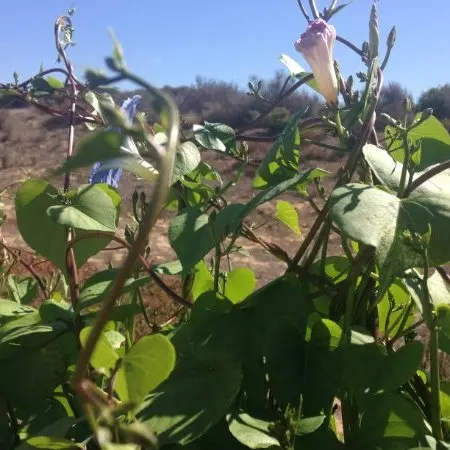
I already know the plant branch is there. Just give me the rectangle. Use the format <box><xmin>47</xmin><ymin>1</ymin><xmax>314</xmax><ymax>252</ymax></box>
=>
<box><xmin>73</xmin><ymin>69</ymin><xmax>180</xmax><ymax>395</ymax></box>
<box><xmin>404</xmin><ymin>160</ymin><xmax>450</xmax><ymax>197</ymax></box>
<box><xmin>236</xmin><ymin>74</ymin><xmax>314</xmax><ymax>135</ymax></box>
<box><xmin>0</xmin><ymin>241</ymin><xmax>48</xmax><ymax>298</ymax></box>
<box><xmin>65</xmin><ymin>231</ymin><xmax>192</xmax><ymax>309</ymax></box>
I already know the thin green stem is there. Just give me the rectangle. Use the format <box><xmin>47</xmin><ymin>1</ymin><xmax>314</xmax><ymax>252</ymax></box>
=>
<box><xmin>423</xmin><ymin>248</ymin><xmax>443</xmax><ymax>440</ymax></box>
<box><xmin>404</xmin><ymin>159</ymin><xmax>450</xmax><ymax>197</ymax></box>
<box><xmin>72</xmin><ymin>68</ymin><xmax>180</xmax><ymax>394</ymax></box>
<box><xmin>398</xmin><ymin>133</ymin><xmax>411</xmax><ymax>197</ymax></box>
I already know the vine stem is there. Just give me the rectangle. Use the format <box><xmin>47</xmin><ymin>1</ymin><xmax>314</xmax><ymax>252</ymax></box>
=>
<box><xmin>54</xmin><ymin>16</ymin><xmax>82</xmax><ymax>332</ymax></box>
<box><xmin>65</xmin><ymin>231</ymin><xmax>192</xmax><ymax>309</ymax></box>
<box><xmin>235</xmin><ymin>75</ymin><xmax>314</xmax><ymax>136</ymax></box>
<box><xmin>288</xmin><ymin>68</ymin><xmax>383</xmax><ymax>271</ymax></box>
<box><xmin>404</xmin><ymin>159</ymin><xmax>450</xmax><ymax>197</ymax></box>
<box><xmin>0</xmin><ymin>241</ymin><xmax>48</xmax><ymax>298</ymax></box>
<box><xmin>422</xmin><ymin>248</ymin><xmax>444</xmax><ymax>440</ymax></box>
<box><xmin>72</xmin><ymin>70</ymin><xmax>180</xmax><ymax>395</ymax></box>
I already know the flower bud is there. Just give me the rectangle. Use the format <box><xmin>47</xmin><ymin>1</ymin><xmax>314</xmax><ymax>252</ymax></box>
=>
<box><xmin>369</xmin><ymin>3</ymin><xmax>379</xmax><ymax>61</ymax></box>
<box><xmin>294</xmin><ymin>18</ymin><xmax>339</xmax><ymax>104</ymax></box>
<box><xmin>387</xmin><ymin>26</ymin><xmax>396</xmax><ymax>49</ymax></box>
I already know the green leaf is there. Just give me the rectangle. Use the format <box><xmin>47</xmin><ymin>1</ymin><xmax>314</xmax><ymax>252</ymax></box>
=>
<box><xmin>193</xmin><ymin>122</ymin><xmax>235</xmax><ymax>152</ymax></box>
<box><xmin>353</xmin><ymin>393</ymin><xmax>428</xmax><ymax>449</ymax></box>
<box><xmin>0</xmin><ymin>333</ymin><xmax>76</xmax><ymax>408</ymax></box>
<box><xmin>76</xmin><ymin>269</ymin><xmax>150</xmax><ymax>312</ymax></box>
<box><xmin>191</xmin><ymin>260</ymin><xmax>214</xmax><ymax>301</ymax></box>
<box><xmin>227</xmin><ymin>411</ymin><xmax>280</xmax><ymax>449</ymax></box>
<box><xmin>79</xmin><ymin>326</ymin><xmax>119</xmax><ymax>376</ymax></box>
<box><xmin>296</xmin><ymin>415</ymin><xmax>326</xmax><ymax>436</ymax></box>
<box><xmin>377</xmin><ymin>280</ymin><xmax>413</xmax><ymax>338</ymax></box>
<box><xmin>46</xmin><ymin>77</ymin><xmax>65</xmax><ymax>89</ymax></box>
<box><xmin>275</xmin><ymin>200</ymin><xmax>300</xmax><ymax>234</ymax></box>
<box><xmin>363</xmin><ymin>143</ymin><xmax>450</xmax><ymax>195</ymax></box>
<box><xmin>329</xmin><ymin>183</ymin><xmax>450</xmax><ymax>275</ymax></box>
<box><xmin>224</xmin><ymin>267</ymin><xmax>256</xmax><ymax>304</ymax></box>
<box><xmin>0</xmin><ymin>321</ymin><xmax>69</xmax><ymax>360</ymax></box>
<box><xmin>55</xmin><ymin>131</ymin><xmax>124</xmax><ymax>175</ymax></box>
<box><xmin>189</xmin><ymin>292</ymin><xmax>246</xmax><ymax>364</ymax></box>
<box><xmin>115</xmin><ymin>334</ymin><xmax>176</xmax><ymax>405</ymax></box>
<box><xmin>15</xmin><ymin>179</ymin><xmax>113</xmax><ymax>274</ymax></box>
<box><xmin>7</xmin><ymin>275</ymin><xmax>38</xmax><ymax>305</ymax></box>
<box><xmin>152</xmin><ymin>260</ymin><xmax>182</xmax><ymax>275</ymax></box>
<box><xmin>253</xmin><ymin>110</ymin><xmax>302</xmax><ymax>189</ymax></box>
<box><xmin>23</xmin><ymin>436</ymin><xmax>82</xmax><ymax>449</ymax></box>
<box><xmin>172</xmin><ymin>141</ymin><xmax>201</xmax><ymax>182</ymax></box>
<box><xmin>137</xmin><ymin>362</ymin><xmax>242</xmax><ymax>445</ymax></box>
<box><xmin>279</xmin><ymin>54</ymin><xmax>319</xmax><ymax>93</ymax></box>
<box><xmin>0</xmin><ymin>299</ymin><xmax>35</xmax><ymax>324</ymax></box>
<box><xmin>342</xmin><ymin>341</ymin><xmax>423</xmax><ymax>401</ymax></box>
<box><xmin>47</xmin><ymin>184</ymin><xmax>117</xmax><ymax>232</ymax></box>
<box><xmin>385</xmin><ymin>114</ymin><xmax>450</xmax><ymax>170</ymax></box>
<box><xmin>39</xmin><ymin>300</ymin><xmax>74</xmax><ymax>323</ymax></box>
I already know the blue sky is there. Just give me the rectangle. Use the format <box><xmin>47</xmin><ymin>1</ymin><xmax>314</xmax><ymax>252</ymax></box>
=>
<box><xmin>0</xmin><ymin>1</ymin><xmax>447</xmax><ymax>99</ymax></box>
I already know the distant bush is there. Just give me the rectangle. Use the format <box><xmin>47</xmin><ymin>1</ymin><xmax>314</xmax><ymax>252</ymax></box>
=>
<box><xmin>417</xmin><ymin>84</ymin><xmax>450</xmax><ymax>120</ymax></box>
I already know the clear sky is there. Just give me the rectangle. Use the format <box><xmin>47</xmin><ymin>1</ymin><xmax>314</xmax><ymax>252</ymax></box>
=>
<box><xmin>0</xmin><ymin>1</ymin><xmax>448</xmax><ymax>100</ymax></box>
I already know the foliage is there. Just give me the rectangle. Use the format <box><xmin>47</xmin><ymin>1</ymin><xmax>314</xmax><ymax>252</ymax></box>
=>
<box><xmin>418</xmin><ymin>84</ymin><xmax>450</xmax><ymax>121</ymax></box>
<box><xmin>0</xmin><ymin>1</ymin><xmax>450</xmax><ymax>450</ymax></box>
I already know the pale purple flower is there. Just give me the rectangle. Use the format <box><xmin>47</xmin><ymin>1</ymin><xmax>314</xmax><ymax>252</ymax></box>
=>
<box><xmin>89</xmin><ymin>95</ymin><xmax>143</xmax><ymax>187</ymax></box>
<box><xmin>295</xmin><ymin>19</ymin><xmax>338</xmax><ymax>104</ymax></box>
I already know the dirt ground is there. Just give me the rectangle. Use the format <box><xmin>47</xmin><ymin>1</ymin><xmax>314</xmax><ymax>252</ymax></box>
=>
<box><xmin>0</xmin><ymin>106</ymin><xmax>345</xmax><ymax>322</ymax></box>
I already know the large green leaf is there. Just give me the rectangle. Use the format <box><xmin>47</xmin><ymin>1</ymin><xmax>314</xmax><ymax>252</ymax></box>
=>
<box><xmin>189</xmin><ymin>292</ymin><xmax>246</xmax><ymax>363</ymax></box>
<box><xmin>76</xmin><ymin>269</ymin><xmax>150</xmax><ymax>313</ymax></box>
<box><xmin>137</xmin><ymin>361</ymin><xmax>242</xmax><ymax>445</ymax></box>
<box><xmin>377</xmin><ymin>280</ymin><xmax>414</xmax><ymax>338</ymax></box>
<box><xmin>363</xmin><ymin>144</ymin><xmax>450</xmax><ymax>195</ymax></box>
<box><xmin>0</xmin><ymin>299</ymin><xmax>35</xmax><ymax>324</ymax></box>
<box><xmin>115</xmin><ymin>334</ymin><xmax>176</xmax><ymax>405</ymax></box>
<box><xmin>55</xmin><ymin>131</ymin><xmax>124</xmax><ymax>174</ymax></box>
<box><xmin>279</xmin><ymin>54</ymin><xmax>319</xmax><ymax>92</ymax></box>
<box><xmin>275</xmin><ymin>200</ymin><xmax>300</xmax><ymax>234</ymax></box>
<box><xmin>253</xmin><ymin>109</ymin><xmax>302</xmax><ymax>189</ymax></box>
<box><xmin>224</xmin><ymin>268</ymin><xmax>256</xmax><ymax>304</ymax></box>
<box><xmin>0</xmin><ymin>333</ymin><xmax>76</xmax><ymax>408</ymax></box>
<box><xmin>193</xmin><ymin>122</ymin><xmax>235</xmax><ymax>152</ymax></box>
<box><xmin>329</xmin><ymin>183</ymin><xmax>450</xmax><ymax>274</ymax></box>
<box><xmin>47</xmin><ymin>184</ymin><xmax>117</xmax><ymax>232</ymax></box>
<box><xmin>20</xmin><ymin>436</ymin><xmax>82</xmax><ymax>449</ymax></box>
<box><xmin>7</xmin><ymin>276</ymin><xmax>38</xmax><ymax>305</ymax></box>
<box><xmin>404</xmin><ymin>270</ymin><xmax>450</xmax><ymax>353</ymax></box>
<box><xmin>0</xmin><ymin>320</ymin><xmax>69</xmax><ymax>360</ymax></box>
<box><xmin>79</xmin><ymin>326</ymin><xmax>119</xmax><ymax>376</ymax></box>
<box><xmin>385</xmin><ymin>113</ymin><xmax>450</xmax><ymax>170</ymax></box>
<box><xmin>191</xmin><ymin>260</ymin><xmax>215</xmax><ymax>301</ymax></box>
<box><xmin>352</xmin><ymin>393</ymin><xmax>428</xmax><ymax>449</ymax></box>
<box><xmin>172</xmin><ymin>141</ymin><xmax>201</xmax><ymax>182</ymax></box>
<box><xmin>15</xmin><ymin>179</ymin><xmax>115</xmax><ymax>273</ymax></box>
<box><xmin>227</xmin><ymin>411</ymin><xmax>280</xmax><ymax>449</ymax></box>
<box><xmin>342</xmin><ymin>341</ymin><xmax>423</xmax><ymax>402</ymax></box>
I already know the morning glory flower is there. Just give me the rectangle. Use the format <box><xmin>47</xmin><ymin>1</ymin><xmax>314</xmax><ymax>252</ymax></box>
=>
<box><xmin>89</xmin><ymin>95</ymin><xmax>158</xmax><ymax>187</ymax></box>
<box><xmin>294</xmin><ymin>18</ymin><xmax>339</xmax><ymax>104</ymax></box>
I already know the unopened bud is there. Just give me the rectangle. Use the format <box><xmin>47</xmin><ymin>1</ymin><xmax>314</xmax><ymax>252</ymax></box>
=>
<box><xmin>346</xmin><ymin>75</ymin><xmax>354</xmax><ymax>93</ymax></box>
<box><xmin>369</xmin><ymin>3</ymin><xmax>379</xmax><ymax>60</ymax></box>
<box><xmin>380</xmin><ymin>113</ymin><xmax>401</xmax><ymax>128</ymax></box>
<box><xmin>403</xmin><ymin>97</ymin><xmax>412</xmax><ymax>114</ymax></box>
<box><xmin>387</xmin><ymin>26</ymin><xmax>396</xmax><ymax>49</ymax></box>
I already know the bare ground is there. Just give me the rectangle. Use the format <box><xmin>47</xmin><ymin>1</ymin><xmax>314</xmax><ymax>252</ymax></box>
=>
<box><xmin>0</xmin><ymin>106</ymin><xmax>345</xmax><ymax>318</ymax></box>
